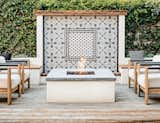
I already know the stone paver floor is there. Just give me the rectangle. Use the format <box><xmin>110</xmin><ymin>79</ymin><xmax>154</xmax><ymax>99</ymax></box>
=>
<box><xmin>1</xmin><ymin>83</ymin><xmax>160</xmax><ymax>109</ymax></box>
<box><xmin>1</xmin><ymin>84</ymin><xmax>160</xmax><ymax>122</ymax></box>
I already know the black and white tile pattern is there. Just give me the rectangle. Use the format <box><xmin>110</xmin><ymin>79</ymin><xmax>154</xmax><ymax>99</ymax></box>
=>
<box><xmin>44</xmin><ymin>16</ymin><xmax>118</xmax><ymax>73</ymax></box>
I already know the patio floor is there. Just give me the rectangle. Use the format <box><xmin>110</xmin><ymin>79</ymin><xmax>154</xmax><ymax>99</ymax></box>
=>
<box><xmin>1</xmin><ymin>83</ymin><xmax>160</xmax><ymax>123</ymax></box>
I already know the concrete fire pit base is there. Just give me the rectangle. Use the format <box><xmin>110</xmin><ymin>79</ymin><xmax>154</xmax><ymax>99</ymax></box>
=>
<box><xmin>46</xmin><ymin>69</ymin><xmax>116</xmax><ymax>103</ymax></box>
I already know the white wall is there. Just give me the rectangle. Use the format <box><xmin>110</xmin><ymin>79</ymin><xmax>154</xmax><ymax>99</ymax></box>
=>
<box><xmin>36</xmin><ymin>16</ymin><xmax>44</xmax><ymax>66</ymax></box>
<box><xmin>118</xmin><ymin>15</ymin><xmax>126</xmax><ymax>65</ymax></box>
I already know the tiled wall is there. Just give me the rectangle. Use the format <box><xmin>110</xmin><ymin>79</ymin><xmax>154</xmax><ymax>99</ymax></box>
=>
<box><xmin>44</xmin><ymin>15</ymin><xmax>118</xmax><ymax>73</ymax></box>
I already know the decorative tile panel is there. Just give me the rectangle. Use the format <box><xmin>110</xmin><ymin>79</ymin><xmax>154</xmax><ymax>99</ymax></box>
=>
<box><xmin>44</xmin><ymin>16</ymin><xmax>118</xmax><ymax>73</ymax></box>
<box><xmin>65</xmin><ymin>28</ymin><xmax>96</xmax><ymax>61</ymax></box>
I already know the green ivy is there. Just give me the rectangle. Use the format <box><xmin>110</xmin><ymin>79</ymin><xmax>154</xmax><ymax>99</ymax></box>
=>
<box><xmin>0</xmin><ymin>0</ymin><xmax>37</xmax><ymax>57</ymax></box>
<box><xmin>0</xmin><ymin>0</ymin><xmax>160</xmax><ymax>57</ymax></box>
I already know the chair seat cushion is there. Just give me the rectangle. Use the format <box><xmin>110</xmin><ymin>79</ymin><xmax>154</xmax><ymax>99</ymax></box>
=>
<box><xmin>0</xmin><ymin>74</ymin><xmax>20</xmax><ymax>89</ymax></box>
<box><xmin>138</xmin><ymin>72</ymin><xmax>160</xmax><ymax>88</ymax></box>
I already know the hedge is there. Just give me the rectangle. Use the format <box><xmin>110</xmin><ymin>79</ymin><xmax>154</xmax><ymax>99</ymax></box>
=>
<box><xmin>0</xmin><ymin>0</ymin><xmax>37</xmax><ymax>57</ymax></box>
<box><xmin>0</xmin><ymin>0</ymin><xmax>160</xmax><ymax>57</ymax></box>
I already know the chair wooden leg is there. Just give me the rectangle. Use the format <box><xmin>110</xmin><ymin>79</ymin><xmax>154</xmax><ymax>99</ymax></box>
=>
<box><xmin>128</xmin><ymin>77</ymin><xmax>131</xmax><ymax>88</ymax></box>
<box><xmin>21</xmin><ymin>82</ymin><xmax>24</xmax><ymax>94</ymax></box>
<box><xmin>145</xmin><ymin>89</ymin><xmax>149</xmax><ymax>105</ymax></box>
<box><xmin>137</xmin><ymin>85</ymin><xmax>140</xmax><ymax>96</ymax></box>
<box><xmin>18</xmin><ymin>85</ymin><xmax>21</xmax><ymax>97</ymax></box>
<box><xmin>144</xmin><ymin>66</ymin><xmax>149</xmax><ymax>105</ymax></box>
<box><xmin>7</xmin><ymin>67</ymin><xmax>12</xmax><ymax>105</ymax></box>
<box><xmin>134</xmin><ymin>80</ymin><xmax>137</xmax><ymax>93</ymax></box>
<box><xmin>7</xmin><ymin>92</ymin><xmax>12</xmax><ymax>105</ymax></box>
<box><xmin>28</xmin><ymin>78</ymin><xmax>30</xmax><ymax>88</ymax></box>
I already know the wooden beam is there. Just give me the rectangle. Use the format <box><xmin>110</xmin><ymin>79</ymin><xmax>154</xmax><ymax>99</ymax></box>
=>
<box><xmin>34</xmin><ymin>10</ymin><xmax>128</xmax><ymax>16</ymax></box>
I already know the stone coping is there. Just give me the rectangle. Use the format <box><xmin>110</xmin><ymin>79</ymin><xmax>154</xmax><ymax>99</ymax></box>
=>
<box><xmin>35</xmin><ymin>10</ymin><xmax>128</xmax><ymax>16</ymax></box>
<box><xmin>46</xmin><ymin>69</ymin><xmax>116</xmax><ymax>81</ymax></box>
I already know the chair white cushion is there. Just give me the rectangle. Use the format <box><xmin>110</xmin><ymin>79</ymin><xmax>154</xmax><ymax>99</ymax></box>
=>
<box><xmin>24</xmin><ymin>70</ymin><xmax>30</xmax><ymax>80</ymax></box>
<box><xmin>129</xmin><ymin>68</ymin><xmax>146</xmax><ymax>80</ymax></box>
<box><xmin>153</xmin><ymin>55</ymin><xmax>160</xmax><ymax>62</ymax></box>
<box><xmin>129</xmin><ymin>68</ymin><xmax>160</xmax><ymax>80</ymax></box>
<box><xmin>0</xmin><ymin>69</ymin><xmax>30</xmax><ymax>81</ymax></box>
<box><xmin>0</xmin><ymin>74</ymin><xmax>20</xmax><ymax>89</ymax></box>
<box><xmin>128</xmin><ymin>69</ymin><xmax>135</xmax><ymax>80</ymax></box>
<box><xmin>0</xmin><ymin>56</ymin><xmax>6</xmax><ymax>63</ymax></box>
<box><xmin>138</xmin><ymin>72</ymin><xmax>160</xmax><ymax>88</ymax></box>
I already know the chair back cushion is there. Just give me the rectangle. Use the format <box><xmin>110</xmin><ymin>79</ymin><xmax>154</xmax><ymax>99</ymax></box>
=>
<box><xmin>0</xmin><ymin>56</ymin><xmax>6</xmax><ymax>63</ymax></box>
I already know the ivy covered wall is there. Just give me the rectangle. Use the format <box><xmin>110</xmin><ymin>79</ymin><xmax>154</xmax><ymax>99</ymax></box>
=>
<box><xmin>0</xmin><ymin>0</ymin><xmax>37</xmax><ymax>57</ymax></box>
<box><xmin>0</xmin><ymin>0</ymin><xmax>160</xmax><ymax>57</ymax></box>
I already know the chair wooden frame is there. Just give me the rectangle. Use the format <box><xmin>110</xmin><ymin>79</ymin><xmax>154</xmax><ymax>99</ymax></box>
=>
<box><xmin>128</xmin><ymin>60</ymin><xmax>137</xmax><ymax>93</ymax></box>
<box><xmin>21</xmin><ymin>60</ymin><xmax>30</xmax><ymax>94</ymax></box>
<box><xmin>0</xmin><ymin>65</ymin><xmax>21</xmax><ymax>105</ymax></box>
<box><xmin>137</xmin><ymin>64</ymin><xmax>160</xmax><ymax>105</ymax></box>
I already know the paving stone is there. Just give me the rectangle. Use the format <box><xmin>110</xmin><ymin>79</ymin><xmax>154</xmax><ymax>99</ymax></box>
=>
<box><xmin>0</xmin><ymin>84</ymin><xmax>160</xmax><ymax>122</ymax></box>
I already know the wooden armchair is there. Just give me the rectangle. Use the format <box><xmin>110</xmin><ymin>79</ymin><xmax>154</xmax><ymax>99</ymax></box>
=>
<box><xmin>137</xmin><ymin>64</ymin><xmax>160</xmax><ymax>104</ymax></box>
<box><xmin>0</xmin><ymin>65</ymin><xmax>21</xmax><ymax>105</ymax></box>
<box><xmin>21</xmin><ymin>61</ymin><xmax>30</xmax><ymax>94</ymax></box>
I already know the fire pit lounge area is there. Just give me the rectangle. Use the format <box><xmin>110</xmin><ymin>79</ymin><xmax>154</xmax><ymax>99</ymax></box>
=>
<box><xmin>1</xmin><ymin>0</ymin><xmax>160</xmax><ymax>122</ymax></box>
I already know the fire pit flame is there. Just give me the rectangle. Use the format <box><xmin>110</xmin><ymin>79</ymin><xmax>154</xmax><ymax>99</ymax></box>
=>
<box><xmin>78</xmin><ymin>57</ymin><xmax>86</xmax><ymax>72</ymax></box>
<box><xmin>67</xmin><ymin>57</ymin><xmax>95</xmax><ymax>75</ymax></box>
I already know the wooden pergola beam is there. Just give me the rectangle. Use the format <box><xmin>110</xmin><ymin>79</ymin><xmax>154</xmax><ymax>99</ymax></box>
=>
<box><xmin>34</xmin><ymin>10</ymin><xmax>128</xmax><ymax>16</ymax></box>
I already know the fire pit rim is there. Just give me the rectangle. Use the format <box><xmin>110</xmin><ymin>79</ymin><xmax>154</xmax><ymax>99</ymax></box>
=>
<box><xmin>46</xmin><ymin>69</ymin><xmax>116</xmax><ymax>81</ymax></box>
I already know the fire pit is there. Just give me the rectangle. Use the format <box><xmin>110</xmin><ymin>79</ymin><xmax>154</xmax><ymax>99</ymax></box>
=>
<box><xmin>46</xmin><ymin>68</ymin><xmax>116</xmax><ymax>103</ymax></box>
<box><xmin>46</xmin><ymin>57</ymin><xmax>116</xmax><ymax>103</ymax></box>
